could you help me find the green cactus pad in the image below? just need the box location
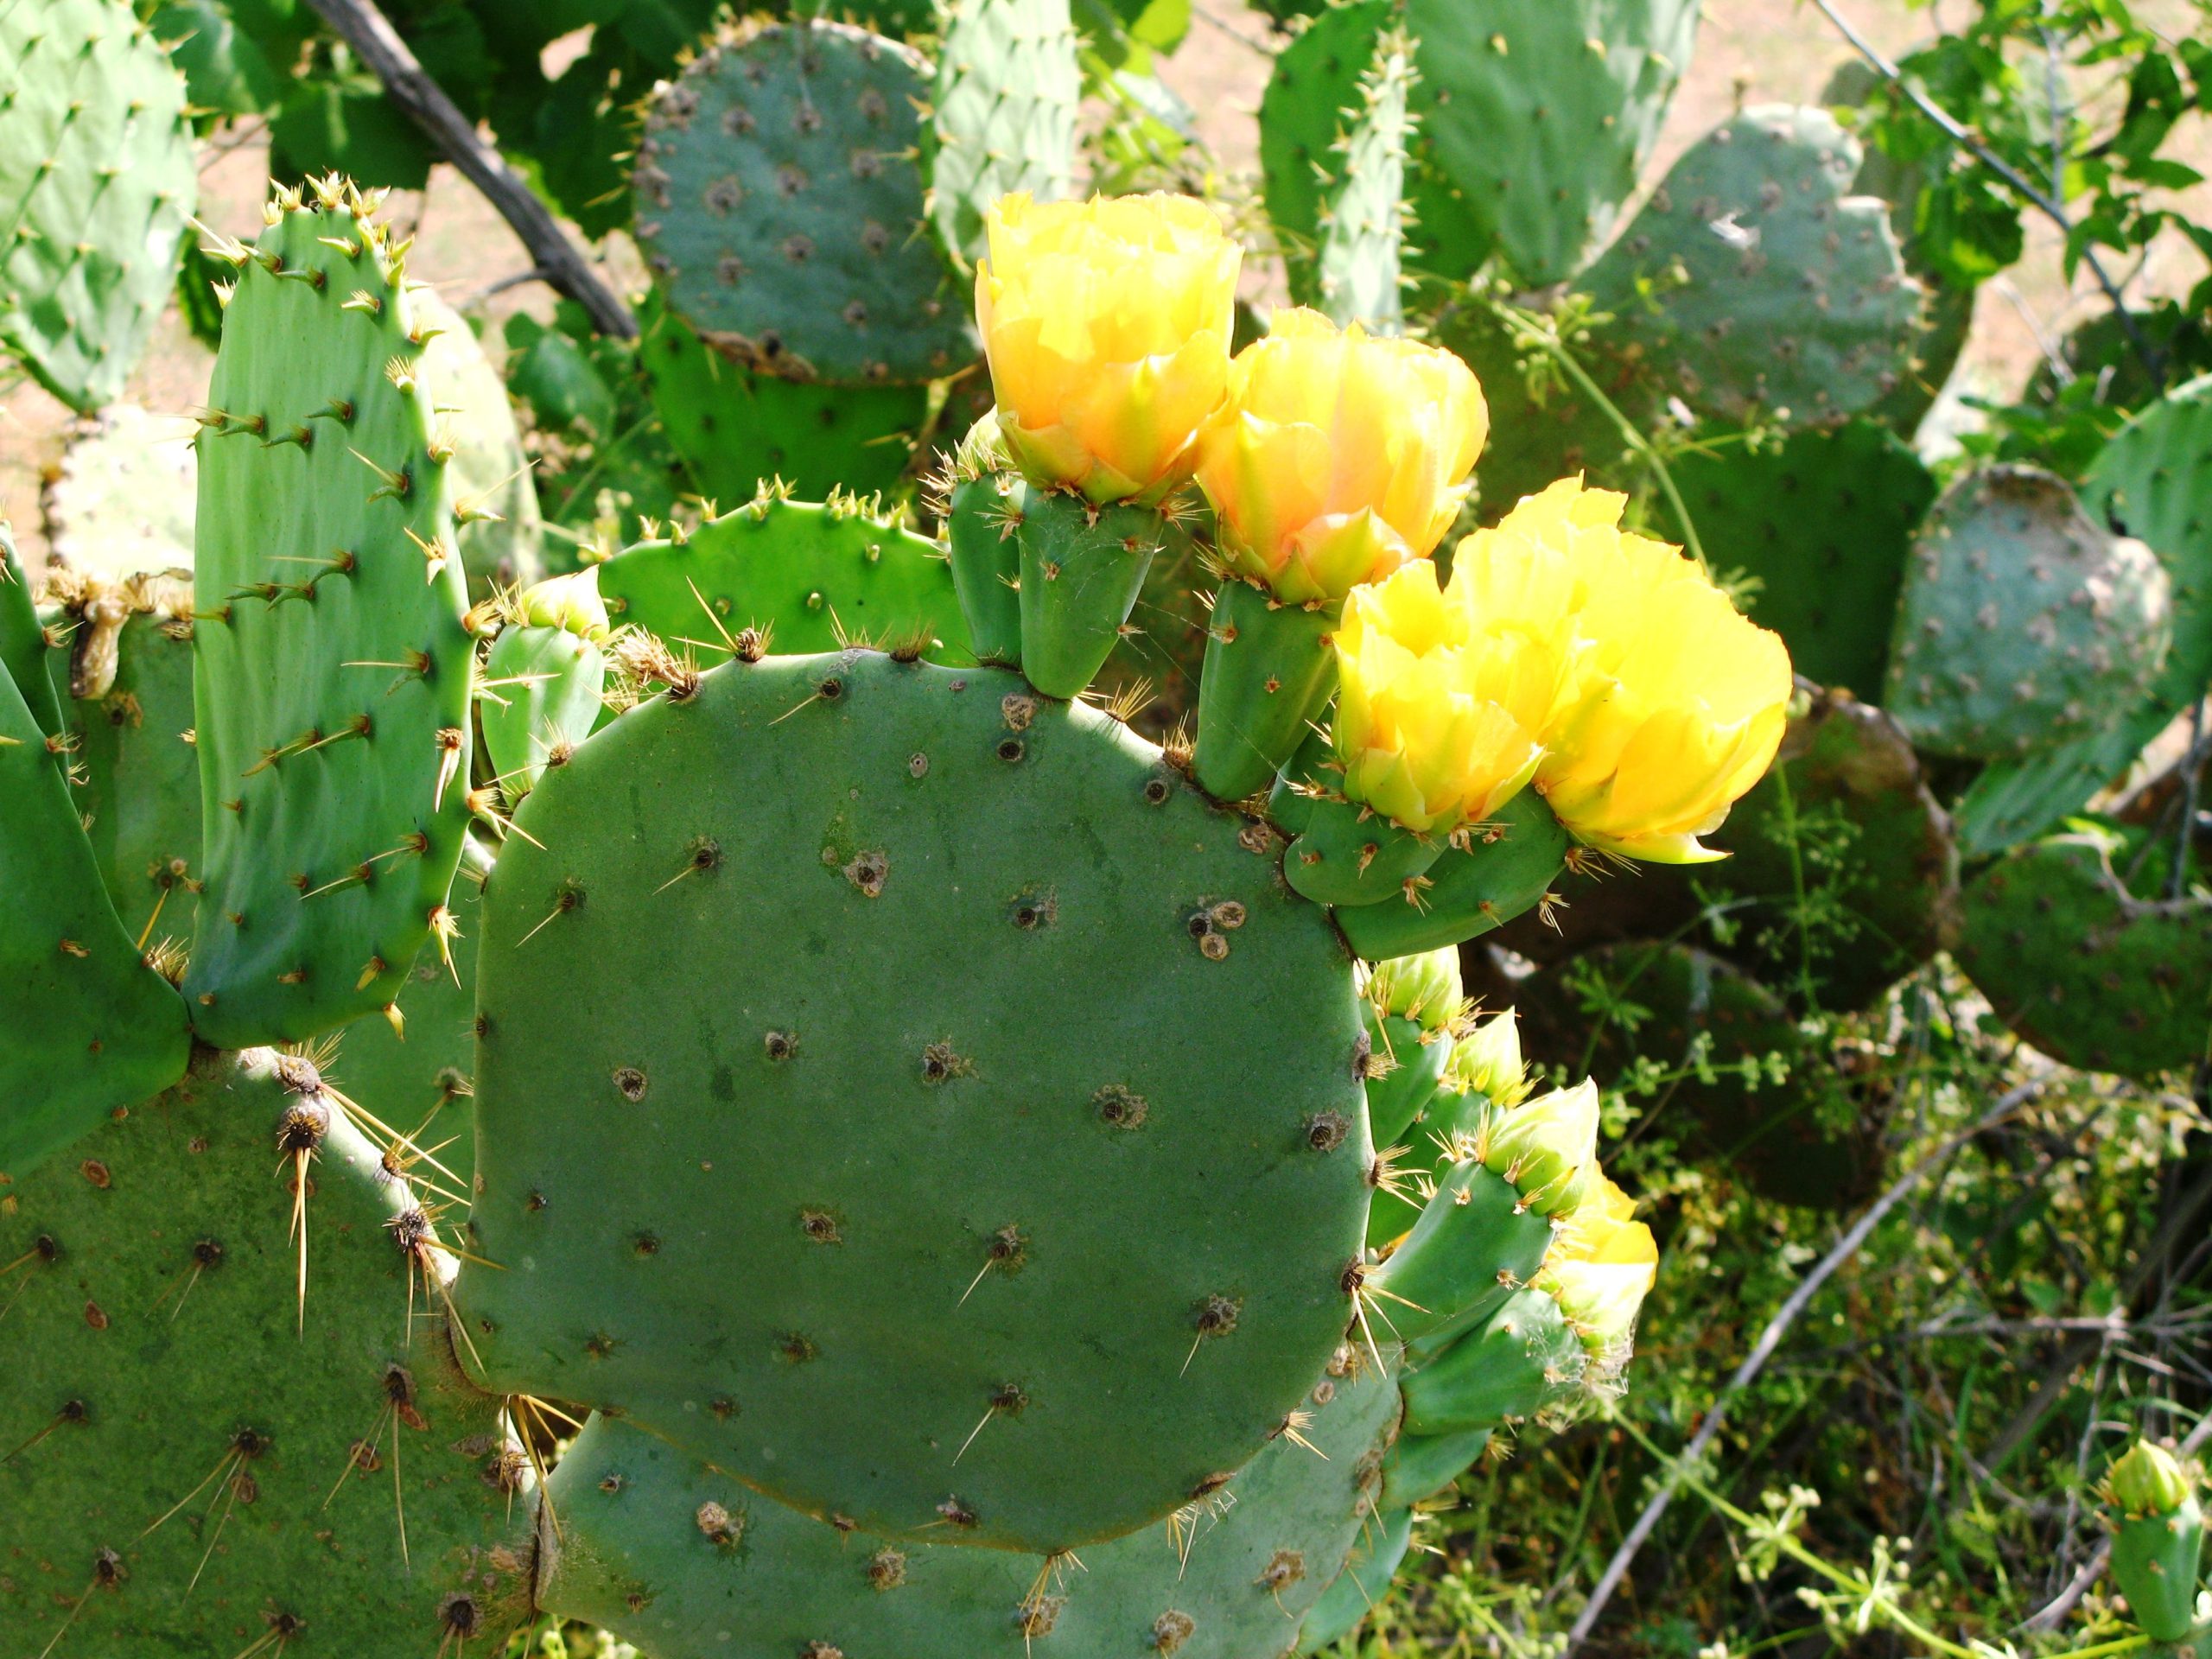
[1013,481,1163,700]
[1295,1503,1412,1653]
[1582,105,1922,427]
[600,491,974,664]
[537,1345,1400,1659]
[1313,29,1412,332]
[0,628,189,1176]
[1956,831,2212,1082]
[482,624,607,802]
[184,182,478,1048]
[1403,0,1698,286]
[417,289,546,599]
[41,406,200,580]
[1399,1287,1585,1436]
[0,0,197,411]
[1883,466,2172,762]
[1333,790,1570,960]
[1950,722,2145,860]
[634,18,976,385]
[455,649,1371,1552]
[928,0,1080,270]
[41,573,203,948]
[1675,420,1936,698]
[641,296,928,501]
[2082,372,2212,744]
[0,1048,530,1657]
[1434,298,1632,525]
[2,518,63,737]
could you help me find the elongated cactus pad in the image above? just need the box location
[185,182,477,1047]
[1582,105,1921,426]
[1314,29,1413,332]
[601,490,973,664]
[634,19,976,385]
[1883,466,2171,762]
[537,1345,1400,1658]
[0,1049,528,1656]
[1956,831,2212,1082]
[417,289,546,598]
[0,0,197,410]
[928,0,1081,270]
[455,649,1370,1552]
[1403,0,1697,285]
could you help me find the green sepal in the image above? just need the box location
[947,470,1023,664]
[1400,1287,1584,1436]
[1368,1158,1555,1345]
[1364,1006,1449,1149]
[1381,1426,1491,1510]
[1286,791,1444,906]
[481,624,606,800]
[1335,789,1568,958]
[1013,482,1160,699]
[1193,581,1338,802]
[2112,1497,2205,1644]
[1297,1504,1414,1654]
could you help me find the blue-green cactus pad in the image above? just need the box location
[454,650,1371,1552]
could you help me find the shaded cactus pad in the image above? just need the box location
[455,650,1371,1553]
[634,19,976,385]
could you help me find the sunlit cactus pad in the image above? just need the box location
[455,649,1371,1553]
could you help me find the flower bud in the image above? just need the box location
[517,569,610,640]
[1332,561,1543,835]
[1195,309,1486,604]
[1363,948,1465,1034]
[2108,1442,2194,1516]
[1446,1010,1531,1109]
[1481,1077,1599,1217]
[976,193,1241,505]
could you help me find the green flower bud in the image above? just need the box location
[1363,949,1465,1033]
[1481,1077,1599,1216]
[2108,1442,2194,1516]
[518,569,609,640]
[1446,1009,1531,1107]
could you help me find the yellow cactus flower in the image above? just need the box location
[1453,478,1792,863]
[1332,562,1542,834]
[1537,1176,1658,1349]
[975,192,1241,505]
[1195,308,1488,605]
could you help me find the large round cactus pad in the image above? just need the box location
[633,19,976,385]
[538,1348,1400,1658]
[457,651,1370,1552]
[0,1049,527,1657]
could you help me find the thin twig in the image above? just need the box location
[1808,0,2161,383]
[1563,1081,2046,1655]
[300,0,636,338]
[2022,1408,2212,1632]
[2171,698,2206,903]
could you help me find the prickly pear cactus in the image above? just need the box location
[1581,105,1922,426]
[454,650,1372,1552]
[41,406,200,579]
[1674,420,1936,698]
[536,1346,1400,1659]
[1313,29,1413,332]
[634,19,976,385]
[2,529,190,1176]
[40,570,202,947]
[416,289,547,598]
[184,181,477,1047]
[1956,830,2212,1082]
[599,487,973,663]
[0,0,198,411]
[0,1047,529,1656]
[641,295,929,501]
[928,0,1081,270]
[1403,0,1698,285]
[1883,466,2172,762]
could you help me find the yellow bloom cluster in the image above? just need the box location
[1193,308,1488,605]
[1334,478,1793,861]
[1535,1176,1659,1351]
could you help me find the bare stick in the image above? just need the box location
[301,0,637,339]
[1563,1080,2046,1655]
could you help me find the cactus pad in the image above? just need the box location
[928,0,1081,270]
[1675,420,1936,698]
[41,406,200,579]
[600,490,973,664]
[417,289,546,599]
[641,296,928,501]
[1956,831,2212,1082]
[1402,0,1698,286]
[1582,105,1920,427]
[0,1048,529,1656]
[185,182,477,1047]
[1883,466,2172,762]
[454,649,1370,1552]
[634,19,976,385]
[537,1346,1399,1658]
[0,0,197,411]
[1313,29,1413,332]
